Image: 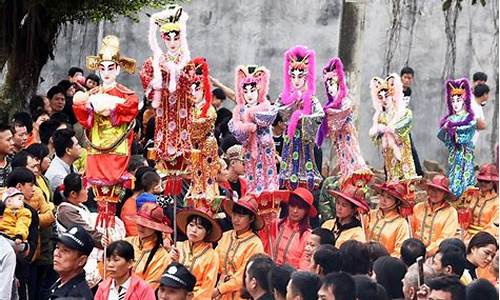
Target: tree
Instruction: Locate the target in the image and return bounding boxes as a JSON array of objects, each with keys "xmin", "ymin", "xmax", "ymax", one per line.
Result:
[{"xmin": 0, "ymin": 0, "xmax": 179, "ymax": 122}]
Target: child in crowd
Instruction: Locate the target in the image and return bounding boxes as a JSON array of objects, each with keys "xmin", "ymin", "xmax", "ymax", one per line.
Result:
[
  {"xmin": 136, "ymin": 171, "xmax": 161, "ymax": 209},
  {"xmin": 0, "ymin": 187, "xmax": 31, "ymax": 251}
]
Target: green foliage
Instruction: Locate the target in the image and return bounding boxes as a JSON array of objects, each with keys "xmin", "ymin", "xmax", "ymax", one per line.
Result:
[
  {"xmin": 442, "ymin": 0, "xmax": 486, "ymax": 11},
  {"xmin": 43, "ymin": 0, "xmax": 186, "ymax": 24}
]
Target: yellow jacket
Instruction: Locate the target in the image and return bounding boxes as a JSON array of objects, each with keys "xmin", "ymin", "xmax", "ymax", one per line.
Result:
[
  {"xmin": 215, "ymin": 230, "xmax": 264, "ymax": 300},
  {"xmin": 411, "ymin": 200, "xmax": 459, "ymax": 255},
  {"xmin": 466, "ymin": 190, "xmax": 499, "ymax": 239},
  {"xmin": 0, "ymin": 207, "xmax": 32, "ymax": 240},
  {"xmin": 25, "ymin": 186, "xmax": 55, "ymax": 229},
  {"xmin": 322, "ymin": 218, "xmax": 366, "ymax": 248},
  {"xmin": 366, "ymin": 209, "xmax": 409, "ymax": 257},
  {"xmin": 126, "ymin": 235, "xmax": 172, "ymax": 290},
  {"xmin": 178, "ymin": 241, "xmax": 219, "ymax": 300}
]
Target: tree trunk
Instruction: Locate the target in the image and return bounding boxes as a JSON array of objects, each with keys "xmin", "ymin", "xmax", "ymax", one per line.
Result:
[
  {"xmin": 0, "ymin": 4, "xmax": 59, "ymax": 122},
  {"xmin": 328, "ymin": 0, "xmax": 365, "ymax": 176},
  {"xmin": 490, "ymin": 0, "xmax": 499, "ymax": 161}
]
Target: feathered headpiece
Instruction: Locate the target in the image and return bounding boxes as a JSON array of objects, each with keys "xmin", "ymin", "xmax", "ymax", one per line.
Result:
[
  {"xmin": 148, "ymin": 5, "xmax": 191, "ymax": 93},
  {"xmin": 440, "ymin": 78, "xmax": 474, "ymax": 129},
  {"xmin": 316, "ymin": 57, "xmax": 348, "ymax": 146},
  {"xmin": 370, "ymin": 73, "xmax": 405, "ymax": 120},
  {"xmin": 189, "ymin": 57, "xmax": 212, "ymax": 118},
  {"xmin": 281, "ymin": 45, "xmax": 316, "ymax": 137},
  {"xmin": 235, "ymin": 65, "xmax": 270, "ymax": 106},
  {"xmin": 86, "ymin": 35, "xmax": 136, "ymax": 74}
]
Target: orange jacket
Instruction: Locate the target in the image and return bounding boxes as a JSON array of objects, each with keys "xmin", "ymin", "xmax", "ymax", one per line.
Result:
[
  {"xmin": 466, "ymin": 190, "xmax": 499, "ymax": 239},
  {"xmin": 215, "ymin": 230, "xmax": 264, "ymax": 299},
  {"xmin": 366, "ymin": 209, "xmax": 409, "ymax": 257},
  {"xmin": 121, "ymin": 195, "xmax": 138, "ymax": 237}
]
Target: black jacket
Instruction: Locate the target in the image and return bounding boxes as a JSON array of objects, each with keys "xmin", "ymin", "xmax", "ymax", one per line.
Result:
[{"xmin": 48, "ymin": 271, "xmax": 93, "ymax": 300}]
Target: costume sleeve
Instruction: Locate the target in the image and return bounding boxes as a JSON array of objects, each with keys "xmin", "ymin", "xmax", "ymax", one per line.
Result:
[
  {"xmin": 16, "ymin": 208, "xmax": 32, "ymax": 240},
  {"xmin": 301, "ymin": 97, "xmax": 326, "ymax": 142},
  {"xmin": 254, "ymin": 108, "xmax": 278, "ymax": 128},
  {"xmin": 194, "ymin": 251, "xmax": 219, "ymax": 300},
  {"xmin": 140, "ymin": 58, "xmax": 155, "ymax": 99},
  {"xmin": 393, "ymin": 219, "xmax": 410, "ymax": 257},
  {"xmin": 394, "ymin": 109, "xmax": 412, "ymax": 137},
  {"xmin": 73, "ymin": 104, "xmax": 95, "ymax": 129},
  {"xmin": 455, "ymin": 121, "xmax": 476, "ymax": 145},
  {"xmin": 111, "ymin": 91, "xmax": 139, "ymax": 126},
  {"xmin": 218, "ymin": 240, "xmax": 264, "ymax": 295},
  {"xmin": 228, "ymin": 119, "xmax": 250, "ymax": 144},
  {"xmin": 427, "ymin": 208, "xmax": 459, "ymax": 255},
  {"xmin": 327, "ymin": 107, "xmax": 352, "ymax": 133}
]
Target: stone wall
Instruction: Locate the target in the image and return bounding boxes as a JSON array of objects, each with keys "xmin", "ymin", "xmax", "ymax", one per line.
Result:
[{"xmin": 39, "ymin": 0, "xmax": 499, "ymax": 171}]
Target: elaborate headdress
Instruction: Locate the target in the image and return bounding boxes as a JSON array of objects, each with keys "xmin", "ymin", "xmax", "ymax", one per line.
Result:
[
  {"xmin": 370, "ymin": 73, "xmax": 404, "ymax": 116},
  {"xmin": 189, "ymin": 57, "xmax": 212, "ymax": 118},
  {"xmin": 86, "ymin": 35, "xmax": 136, "ymax": 74},
  {"xmin": 148, "ymin": 5, "xmax": 191, "ymax": 92},
  {"xmin": 281, "ymin": 45, "xmax": 316, "ymax": 137},
  {"xmin": 316, "ymin": 57, "xmax": 348, "ymax": 146},
  {"xmin": 440, "ymin": 78, "xmax": 474, "ymax": 129},
  {"xmin": 235, "ymin": 65, "xmax": 270, "ymax": 106}
]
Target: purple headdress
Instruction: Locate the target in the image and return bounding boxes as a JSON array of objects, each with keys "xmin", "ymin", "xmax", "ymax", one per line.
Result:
[
  {"xmin": 316, "ymin": 57, "xmax": 348, "ymax": 146},
  {"xmin": 439, "ymin": 78, "xmax": 474, "ymax": 136},
  {"xmin": 281, "ymin": 45, "xmax": 316, "ymax": 137}
]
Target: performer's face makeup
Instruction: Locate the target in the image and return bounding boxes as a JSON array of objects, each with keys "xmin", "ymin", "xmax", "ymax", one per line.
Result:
[
  {"xmin": 98, "ymin": 61, "xmax": 119, "ymax": 86},
  {"xmin": 242, "ymin": 83, "xmax": 259, "ymax": 106},
  {"xmin": 326, "ymin": 75, "xmax": 339, "ymax": 97},
  {"xmin": 191, "ymin": 82, "xmax": 204, "ymax": 105},
  {"xmin": 290, "ymin": 69, "xmax": 306, "ymax": 90},
  {"xmin": 451, "ymin": 95, "xmax": 465, "ymax": 113},
  {"xmin": 162, "ymin": 31, "xmax": 181, "ymax": 53},
  {"xmin": 378, "ymin": 90, "xmax": 390, "ymax": 108}
]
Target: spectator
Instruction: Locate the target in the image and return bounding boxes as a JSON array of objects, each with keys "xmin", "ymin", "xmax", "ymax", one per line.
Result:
[
  {"xmin": 27, "ymin": 109, "xmax": 50, "ymax": 147},
  {"xmin": 272, "ymin": 113, "xmax": 286, "ymax": 157},
  {"xmin": 68, "ymin": 66, "xmax": 84, "ymax": 83},
  {"xmin": 366, "ymin": 241, "xmax": 390, "ymax": 264},
  {"xmin": 0, "ymin": 124, "xmax": 15, "ymax": 187},
  {"xmin": 466, "ymin": 278, "xmax": 498, "ymax": 300},
  {"xmin": 352, "ymin": 275, "xmax": 389, "ymax": 300},
  {"xmin": 321, "ymin": 184, "xmax": 368, "ymax": 248},
  {"xmin": 50, "ymin": 225, "xmax": 94, "ymax": 300},
  {"xmin": 136, "ymin": 171, "xmax": 161, "ymax": 209},
  {"xmin": 26, "ymin": 143, "xmax": 52, "ymax": 198},
  {"xmin": 471, "ymin": 83, "xmax": 490, "ymax": 144},
  {"xmin": 55, "ymin": 173, "xmax": 100, "ymax": 245},
  {"xmin": 120, "ymin": 166, "xmax": 155, "ymax": 236},
  {"xmin": 45, "ymin": 128, "xmax": 81, "ymax": 190},
  {"xmin": 439, "ymin": 238, "xmax": 466, "ymax": 254},
  {"xmin": 411, "ymin": 174, "xmax": 459, "ymax": 255},
  {"xmin": 301, "ymin": 227, "xmax": 335, "ymax": 270},
  {"xmin": 0, "ymin": 213, "xmax": 16, "ymax": 300},
  {"xmin": 431, "ymin": 246, "xmax": 466, "ymax": 278},
  {"xmin": 400, "ymin": 238, "xmax": 426, "ymax": 267},
  {"xmin": 427, "ymin": 275, "xmax": 465, "ymax": 300},
  {"xmin": 472, "ymin": 71, "xmax": 487, "ymax": 87},
  {"xmin": 39, "ymin": 119, "xmax": 62, "ymax": 154},
  {"xmin": 286, "ymin": 271, "xmax": 321, "ymax": 300},
  {"xmin": 157, "ymin": 262, "xmax": 197, "ymax": 300},
  {"xmin": 212, "ymin": 88, "xmax": 232, "ymax": 142},
  {"xmin": 245, "ymin": 255, "xmax": 275, "ymax": 300},
  {"xmin": 339, "ymin": 240, "xmax": 371, "ymax": 275},
  {"xmin": 128, "ymin": 154, "xmax": 148, "ymax": 176},
  {"xmin": 95, "ymin": 240, "xmax": 155, "ymax": 300},
  {"xmin": 318, "ymin": 272, "xmax": 356, "ymax": 300},
  {"xmin": 47, "ymin": 85, "xmax": 66, "ymax": 114},
  {"xmin": 221, "ymin": 144, "xmax": 247, "ymax": 198},
  {"xmin": 464, "ymin": 231, "xmax": 498, "ymax": 281},
  {"xmin": 85, "ymin": 73, "xmax": 100, "ymax": 90},
  {"xmin": 125, "ymin": 203, "xmax": 174, "ymax": 289},
  {"xmin": 11, "ymin": 112, "xmax": 30, "ymax": 153},
  {"xmin": 402, "ymin": 262, "xmax": 437, "ymax": 300},
  {"xmin": 373, "ymin": 256, "xmax": 407, "ymax": 299},
  {"xmin": 29, "ymin": 95, "xmax": 52, "ymax": 116},
  {"xmin": 312, "ymin": 244, "xmax": 341, "ymax": 277},
  {"xmin": 0, "ymin": 187, "xmax": 32, "ymax": 247},
  {"xmin": 58, "ymin": 79, "xmax": 78, "ymax": 125},
  {"xmin": 268, "ymin": 264, "xmax": 295, "ymax": 300},
  {"xmin": 214, "ymin": 194, "xmax": 265, "ymax": 300}
]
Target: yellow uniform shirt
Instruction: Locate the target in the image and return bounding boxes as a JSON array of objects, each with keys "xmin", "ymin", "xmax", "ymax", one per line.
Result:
[
  {"xmin": 466, "ymin": 190, "xmax": 499, "ymax": 239},
  {"xmin": 215, "ymin": 230, "xmax": 264, "ymax": 300},
  {"xmin": 366, "ymin": 209, "xmax": 410, "ymax": 257},
  {"xmin": 411, "ymin": 200, "xmax": 459, "ymax": 255},
  {"xmin": 322, "ymin": 218, "xmax": 366, "ymax": 248}
]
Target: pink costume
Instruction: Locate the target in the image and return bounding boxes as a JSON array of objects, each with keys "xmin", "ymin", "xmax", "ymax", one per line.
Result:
[
  {"xmin": 229, "ymin": 65, "xmax": 278, "ymax": 195},
  {"xmin": 268, "ymin": 218, "xmax": 311, "ymax": 269},
  {"xmin": 140, "ymin": 5, "xmax": 192, "ymax": 194},
  {"xmin": 316, "ymin": 57, "xmax": 372, "ymax": 188}
]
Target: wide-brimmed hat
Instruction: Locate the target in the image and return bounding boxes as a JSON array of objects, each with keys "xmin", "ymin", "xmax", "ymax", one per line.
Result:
[
  {"xmin": 424, "ymin": 174, "xmax": 455, "ymax": 199},
  {"xmin": 127, "ymin": 202, "xmax": 173, "ymax": 233},
  {"xmin": 223, "ymin": 194, "xmax": 265, "ymax": 230},
  {"xmin": 177, "ymin": 207, "xmax": 222, "ymax": 242},
  {"xmin": 329, "ymin": 184, "xmax": 370, "ymax": 214},
  {"xmin": 477, "ymin": 164, "xmax": 499, "ymax": 182},
  {"xmin": 373, "ymin": 182, "xmax": 407, "ymax": 204},
  {"xmin": 288, "ymin": 187, "xmax": 317, "ymax": 218}
]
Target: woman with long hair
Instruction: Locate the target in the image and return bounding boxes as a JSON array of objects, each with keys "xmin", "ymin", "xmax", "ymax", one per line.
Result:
[
  {"xmin": 170, "ymin": 207, "xmax": 221, "ymax": 300},
  {"xmin": 464, "ymin": 231, "xmax": 498, "ymax": 283},
  {"xmin": 213, "ymin": 194, "xmax": 265, "ymax": 299},
  {"xmin": 95, "ymin": 240, "xmax": 155, "ymax": 300},
  {"xmin": 267, "ymin": 188, "xmax": 316, "ymax": 269}
]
